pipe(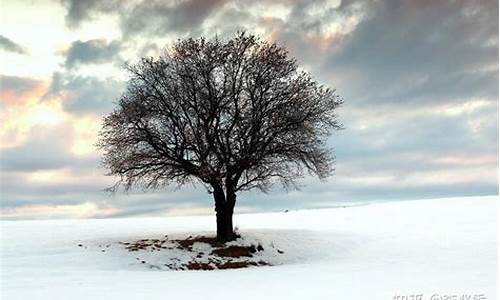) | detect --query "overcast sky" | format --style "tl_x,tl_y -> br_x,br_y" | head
0,0 -> 498,220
